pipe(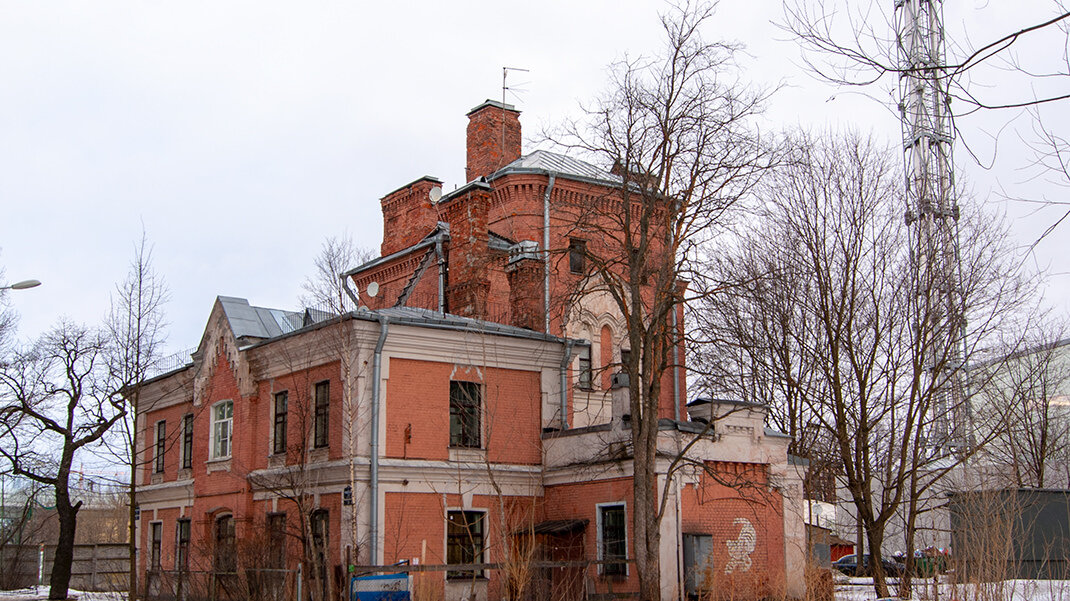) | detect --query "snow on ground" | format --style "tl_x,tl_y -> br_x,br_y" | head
837,578 -> 1070,601
0,587 -> 125,601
